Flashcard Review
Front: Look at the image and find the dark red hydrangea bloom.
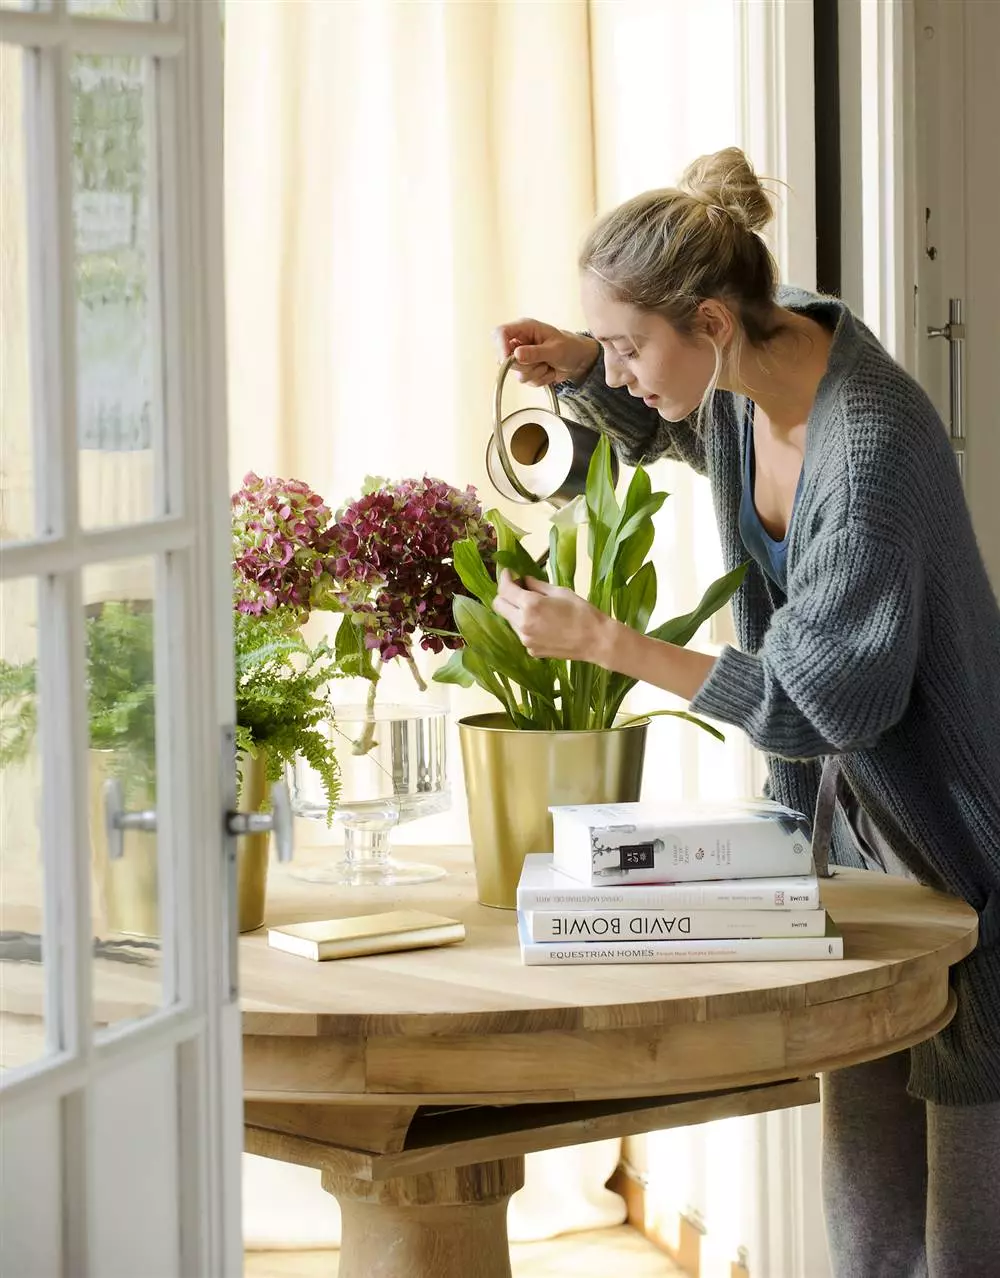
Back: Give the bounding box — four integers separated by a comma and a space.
330, 477, 495, 663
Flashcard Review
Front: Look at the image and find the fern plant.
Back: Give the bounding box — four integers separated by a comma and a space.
0, 653, 37, 771
233, 609, 341, 814
1, 603, 157, 805
85, 603, 158, 799
0, 605, 342, 819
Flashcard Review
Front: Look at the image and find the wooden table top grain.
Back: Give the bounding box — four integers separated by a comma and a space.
239, 845, 978, 1105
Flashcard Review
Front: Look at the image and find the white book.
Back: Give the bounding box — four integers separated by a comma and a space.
525, 906, 828, 943
516, 854, 821, 911
550, 799, 813, 886
517, 915, 844, 965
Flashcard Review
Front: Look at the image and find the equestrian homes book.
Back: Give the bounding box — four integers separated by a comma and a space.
517, 915, 844, 965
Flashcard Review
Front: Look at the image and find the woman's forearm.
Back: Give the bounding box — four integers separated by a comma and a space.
593, 616, 718, 703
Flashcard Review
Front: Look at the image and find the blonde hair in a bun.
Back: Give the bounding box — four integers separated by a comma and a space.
678, 146, 775, 234
579, 146, 783, 429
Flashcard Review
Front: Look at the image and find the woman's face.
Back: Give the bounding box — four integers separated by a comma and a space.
580, 273, 719, 422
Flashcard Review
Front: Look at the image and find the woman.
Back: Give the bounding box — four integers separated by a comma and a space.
493, 147, 1000, 1277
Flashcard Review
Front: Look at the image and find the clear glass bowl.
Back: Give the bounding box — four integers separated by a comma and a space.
290, 703, 449, 886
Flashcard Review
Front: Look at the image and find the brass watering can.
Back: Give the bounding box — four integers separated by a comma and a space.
486, 354, 618, 506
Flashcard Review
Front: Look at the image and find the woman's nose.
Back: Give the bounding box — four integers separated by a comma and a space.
604, 354, 627, 389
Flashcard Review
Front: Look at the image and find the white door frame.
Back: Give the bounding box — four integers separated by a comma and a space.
0, 2, 240, 1274
838, 0, 918, 368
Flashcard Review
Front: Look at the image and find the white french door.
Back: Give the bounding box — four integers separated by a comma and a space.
0, 1, 241, 1275
912, 0, 1000, 591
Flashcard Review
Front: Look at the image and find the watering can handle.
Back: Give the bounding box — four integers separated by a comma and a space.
492, 355, 562, 503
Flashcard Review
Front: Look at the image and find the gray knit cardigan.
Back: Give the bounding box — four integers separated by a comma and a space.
558, 288, 1000, 1105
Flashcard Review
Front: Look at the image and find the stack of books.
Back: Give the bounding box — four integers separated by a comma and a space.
516, 799, 842, 966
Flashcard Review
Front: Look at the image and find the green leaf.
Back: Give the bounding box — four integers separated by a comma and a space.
460, 647, 523, 722
486, 505, 543, 584
647, 562, 749, 647
485, 508, 528, 555
594, 464, 650, 589
433, 649, 476, 688
596, 493, 667, 581
453, 538, 498, 605
614, 519, 655, 587
617, 708, 725, 740
614, 560, 657, 633
585, 435, 619, 576
619, 465, 652, 527
452, 596, 557, 703
494, 545, 546, 583
334, 613, 377, 681
607, 466, 663, 586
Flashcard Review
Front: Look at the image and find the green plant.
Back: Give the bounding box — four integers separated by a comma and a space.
434, 436, 747, 733
0, 603, 157, 804
0, 604, 343, 819
233, 610, 341, 815
0, 652, 37, 770
85, 602, 157, 796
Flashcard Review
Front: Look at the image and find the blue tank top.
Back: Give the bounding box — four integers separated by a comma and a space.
738, 401, 804, 593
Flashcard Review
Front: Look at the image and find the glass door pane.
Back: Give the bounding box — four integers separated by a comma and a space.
83, 556, 165, 1033
73, 53, 164, 530
69, 1, 157, 19
0, 576, 52, 1071
0, 43, 38, 544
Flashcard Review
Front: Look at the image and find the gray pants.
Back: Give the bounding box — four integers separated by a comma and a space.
822, 1050, 1000, 1277
822, 792, 1000, 1275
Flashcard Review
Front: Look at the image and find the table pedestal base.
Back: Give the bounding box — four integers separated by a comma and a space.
322, 1157, 525, 1278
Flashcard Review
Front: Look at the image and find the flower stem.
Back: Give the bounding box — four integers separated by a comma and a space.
351, 676, 379, 755
405, 654, 427, 692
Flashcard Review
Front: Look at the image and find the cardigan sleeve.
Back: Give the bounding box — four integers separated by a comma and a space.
689, 524, 922, 757
556, 346, 707, 474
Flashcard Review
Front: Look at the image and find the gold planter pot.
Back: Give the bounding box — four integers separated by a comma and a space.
236, 752, 271, 933
90, 750, 272, 937
458, 713, 648, 909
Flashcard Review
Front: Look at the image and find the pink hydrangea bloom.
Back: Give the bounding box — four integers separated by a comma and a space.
231, 472, 334, 618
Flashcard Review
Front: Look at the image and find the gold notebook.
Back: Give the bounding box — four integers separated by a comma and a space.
267, 910, 465, 961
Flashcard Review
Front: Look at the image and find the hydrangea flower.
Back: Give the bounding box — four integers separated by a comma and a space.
231, 472, 334, 618
330, 476, 495, 664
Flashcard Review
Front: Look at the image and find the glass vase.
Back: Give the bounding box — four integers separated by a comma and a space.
290, 702, 449, 886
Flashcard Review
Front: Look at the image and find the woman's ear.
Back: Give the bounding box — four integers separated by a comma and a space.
695, 298, 737, 347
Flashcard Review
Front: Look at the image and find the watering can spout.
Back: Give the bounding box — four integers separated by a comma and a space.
486, 355, 618, 506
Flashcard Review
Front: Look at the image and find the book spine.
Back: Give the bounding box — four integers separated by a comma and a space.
516, 880, 821, 911
527, 908, 827, 942
520, 933, 844, 965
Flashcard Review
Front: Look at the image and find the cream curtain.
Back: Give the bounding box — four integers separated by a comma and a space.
225, 0, 759, 1252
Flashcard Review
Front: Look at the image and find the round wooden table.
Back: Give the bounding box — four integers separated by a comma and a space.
240, 847, 978, 1278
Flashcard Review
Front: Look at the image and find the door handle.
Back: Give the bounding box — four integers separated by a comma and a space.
927, 297, 965, 442
103, 775, 294, 862
225, 779, 294, 862
103, 778, 157, 862
104, 740, 296, 1003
